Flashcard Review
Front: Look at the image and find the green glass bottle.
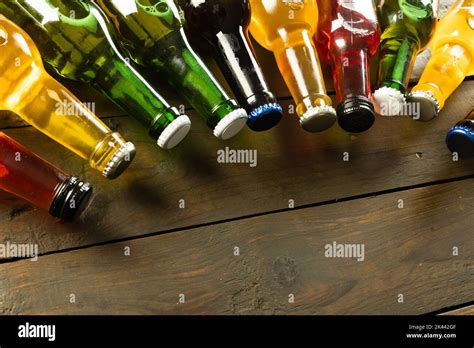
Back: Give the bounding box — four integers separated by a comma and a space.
374, 0, 438, 116
95, 0, 248, 140
0, 0, 191, 149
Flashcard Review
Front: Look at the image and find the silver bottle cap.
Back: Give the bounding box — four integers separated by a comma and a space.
102, 142, 136, 179
407, 90, 440, 121
299, 104, 337, 132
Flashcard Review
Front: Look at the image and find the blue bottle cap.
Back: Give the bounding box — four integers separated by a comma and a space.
446, 124, 474, 158
246, 102, 283, 132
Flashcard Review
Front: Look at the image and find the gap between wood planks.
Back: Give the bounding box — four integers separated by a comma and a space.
0, 172, 472, 265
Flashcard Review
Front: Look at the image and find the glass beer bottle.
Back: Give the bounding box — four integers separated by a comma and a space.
0, 132, 93, 221
0, 16, 135, 179
446, 111, 474, 158
178, 0, 283, 132
0, 0, 191, 149
408, 0, 474, 121
374, 0, 438, 116
249, 0, 337, 132
316, 0, 380, 133
96, 0, 248, 140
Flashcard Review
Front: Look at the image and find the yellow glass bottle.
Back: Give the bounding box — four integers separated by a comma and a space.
0, 16, 135, 179
409, 0, 474, 121
249, 0, 337, 132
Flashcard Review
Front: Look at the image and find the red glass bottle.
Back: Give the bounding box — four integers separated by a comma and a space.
0, 132, 92, 221
315, 0, 380, 133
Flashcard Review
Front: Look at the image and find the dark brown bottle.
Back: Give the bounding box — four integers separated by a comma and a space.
178, 0, 283, 131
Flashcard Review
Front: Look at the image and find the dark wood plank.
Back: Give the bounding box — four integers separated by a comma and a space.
0, 81, 473, 254
0, 179, 472, 314
440, 305, 474, 315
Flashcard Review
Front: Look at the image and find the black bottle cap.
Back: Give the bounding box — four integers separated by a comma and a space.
49, 177, 93, 222
246, 92, 283, 132
337, 96, 376, 133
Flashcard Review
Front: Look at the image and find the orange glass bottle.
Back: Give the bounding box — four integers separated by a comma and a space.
0, 16, 135, 179
409, 0, 474, 121
249, 0, 337, 132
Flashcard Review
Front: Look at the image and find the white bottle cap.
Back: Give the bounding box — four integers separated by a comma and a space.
373, 86, 406, 116
157, 115, 192, 150
213, 108, 248, 140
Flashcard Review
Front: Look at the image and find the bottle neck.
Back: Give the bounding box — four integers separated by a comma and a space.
147, 29, 237, 127
412, 43, 472, 109
93, 56, 179, 138
273, 29, 332, 117
377, 37, 420, 94
213, 27, 276, 111
332, 48, 371, 104
13, 71, 134, 178
89, 132, 135, 179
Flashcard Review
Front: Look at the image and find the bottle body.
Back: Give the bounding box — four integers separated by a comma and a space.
316, 0, 380, 132
409, 0, 474, 120
178, 0, 283, 131
0, 0, 190, 148
0, 16, 135, 179
374, 0, 438, 116
0, 132, 92, 221
96, 0, 247, 140
249, 0, 337, 132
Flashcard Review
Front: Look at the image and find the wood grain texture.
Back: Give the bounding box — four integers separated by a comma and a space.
440, 305, 474, 315
0, 179, 472, 315
0, 81, 472, 254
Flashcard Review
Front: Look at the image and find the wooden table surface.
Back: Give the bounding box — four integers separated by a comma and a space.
0, 2, 473, 315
